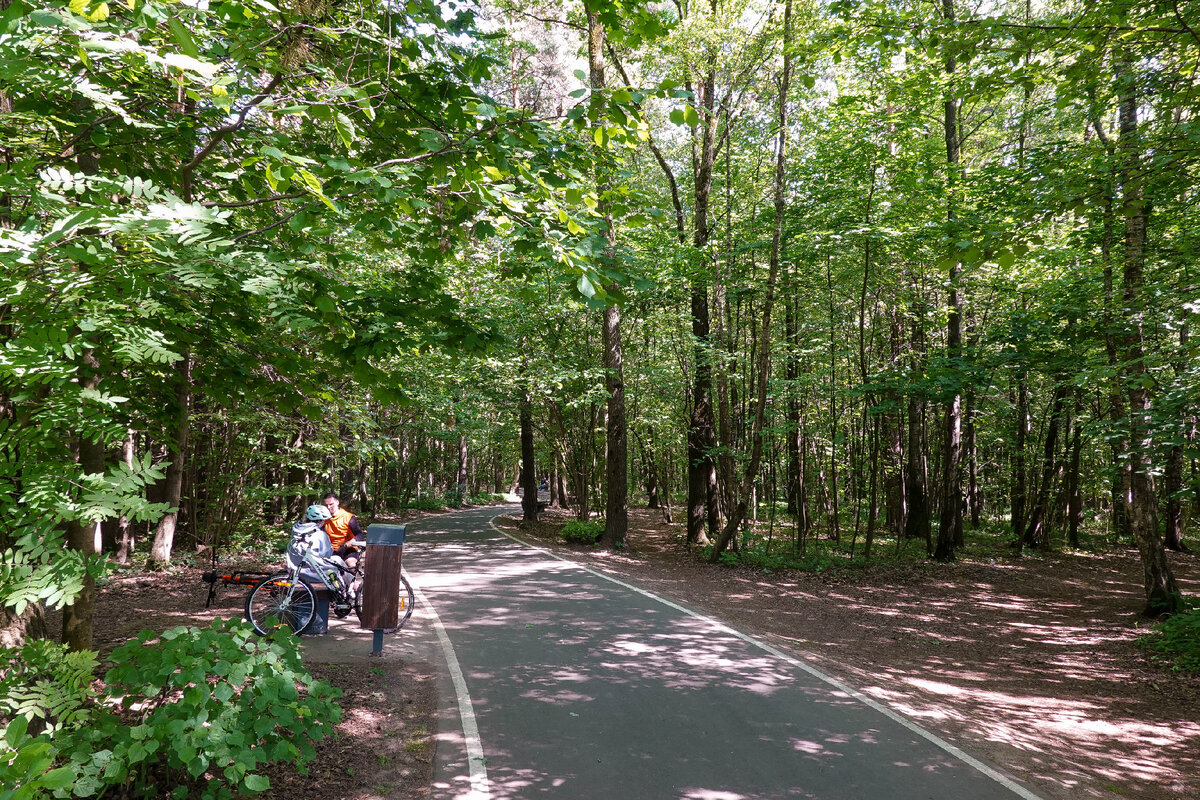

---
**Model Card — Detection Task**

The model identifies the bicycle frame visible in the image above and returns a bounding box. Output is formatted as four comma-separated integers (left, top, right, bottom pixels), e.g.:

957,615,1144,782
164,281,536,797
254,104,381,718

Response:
294,544,359,605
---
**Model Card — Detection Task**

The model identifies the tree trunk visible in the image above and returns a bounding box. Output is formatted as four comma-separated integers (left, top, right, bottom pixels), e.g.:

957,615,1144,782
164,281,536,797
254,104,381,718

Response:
965,390,980,529
63,348,104,651
685,30,722,547
1115,51,1181,615
786,293,802,517
150,352,191,566
710,0,792,559
456,433,469,505
586,5,627,548
115,429,136,564
1164,322,1191,552
934,0,963,563
1012,371,1029,540
1067,392,1084,549
520,378,539,524
1,605,46,649
1022,384,1068,550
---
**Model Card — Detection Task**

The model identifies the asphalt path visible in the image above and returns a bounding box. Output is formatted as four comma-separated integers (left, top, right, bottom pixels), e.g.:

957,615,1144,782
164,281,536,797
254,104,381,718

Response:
401,505,1042,800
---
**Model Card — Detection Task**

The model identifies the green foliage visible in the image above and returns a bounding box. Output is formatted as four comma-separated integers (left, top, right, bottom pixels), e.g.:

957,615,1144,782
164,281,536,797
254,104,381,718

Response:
703,536,866,574
0,642,99,735
1139,605,1200,674
560,519,604,545
467,493,508,505
405,496,446,512
0,618,341,800
0,717,78,800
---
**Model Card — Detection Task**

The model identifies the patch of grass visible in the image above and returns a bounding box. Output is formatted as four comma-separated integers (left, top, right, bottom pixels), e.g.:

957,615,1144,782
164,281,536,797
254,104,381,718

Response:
1139,601,1200,674
404,725,430,757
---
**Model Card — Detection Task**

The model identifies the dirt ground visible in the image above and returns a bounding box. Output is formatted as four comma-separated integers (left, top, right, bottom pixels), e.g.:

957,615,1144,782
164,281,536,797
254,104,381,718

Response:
79,505,1199,800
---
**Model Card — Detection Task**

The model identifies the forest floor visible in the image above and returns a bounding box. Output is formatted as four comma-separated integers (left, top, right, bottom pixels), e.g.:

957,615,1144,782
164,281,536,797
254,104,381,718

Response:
80,505,1198,800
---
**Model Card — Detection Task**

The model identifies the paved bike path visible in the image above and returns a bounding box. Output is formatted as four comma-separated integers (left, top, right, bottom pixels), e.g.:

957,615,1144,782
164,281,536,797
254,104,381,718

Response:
402,506,1041,800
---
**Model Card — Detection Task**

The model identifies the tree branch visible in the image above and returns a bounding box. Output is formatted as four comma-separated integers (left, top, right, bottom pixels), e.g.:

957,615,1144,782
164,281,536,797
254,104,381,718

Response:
180,72,284,202
204,192,307,208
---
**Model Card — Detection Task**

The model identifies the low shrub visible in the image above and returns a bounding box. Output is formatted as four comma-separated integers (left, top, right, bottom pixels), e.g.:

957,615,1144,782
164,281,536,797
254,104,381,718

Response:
405,496,444,512
560,519,604,545
1139,603,1200,674
1,618,342,800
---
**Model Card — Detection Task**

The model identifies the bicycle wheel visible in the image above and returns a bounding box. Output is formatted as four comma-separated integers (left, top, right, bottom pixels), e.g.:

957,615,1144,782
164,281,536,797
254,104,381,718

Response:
395,573,415,631
245,573,316,635
351,572,364,625
351,567,414,632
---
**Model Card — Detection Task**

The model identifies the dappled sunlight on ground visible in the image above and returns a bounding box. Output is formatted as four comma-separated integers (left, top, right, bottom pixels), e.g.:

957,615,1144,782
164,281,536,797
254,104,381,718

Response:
500,510,1200,800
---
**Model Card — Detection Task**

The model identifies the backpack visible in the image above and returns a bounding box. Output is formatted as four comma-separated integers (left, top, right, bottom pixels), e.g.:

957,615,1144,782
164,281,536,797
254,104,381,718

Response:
287,521,348,587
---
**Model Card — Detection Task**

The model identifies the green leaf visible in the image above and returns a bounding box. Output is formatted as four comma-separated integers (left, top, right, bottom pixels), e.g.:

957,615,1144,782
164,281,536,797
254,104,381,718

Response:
334,112,357,148
0,0,31,33
168,15,200,58
243,774,270,792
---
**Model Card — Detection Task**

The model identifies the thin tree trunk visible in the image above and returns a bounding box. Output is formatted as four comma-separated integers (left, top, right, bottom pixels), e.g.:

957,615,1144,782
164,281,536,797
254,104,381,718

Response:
587,4,627,548
905,313,930,548
965,390,980,529
149,351,191,566
1022,383,1068,550
1013,370,1030,540
115,429,136,564
710,0,792,559
786,293,802,517
1116,51,1181,614
1067,392,1084,548
1164,322,1191,552
520,376,539,524
456,433,469,505
63,348,104,650
935,0,963,562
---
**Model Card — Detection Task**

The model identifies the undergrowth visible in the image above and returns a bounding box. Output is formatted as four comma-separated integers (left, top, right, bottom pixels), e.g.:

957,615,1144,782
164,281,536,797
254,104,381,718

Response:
1,618,341,799
1139,601,1200,674
560,519,605,545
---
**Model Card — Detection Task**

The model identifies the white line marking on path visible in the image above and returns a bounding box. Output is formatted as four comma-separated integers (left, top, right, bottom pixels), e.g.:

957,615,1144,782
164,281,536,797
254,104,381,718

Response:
489,517,1044,800
412,574,491,800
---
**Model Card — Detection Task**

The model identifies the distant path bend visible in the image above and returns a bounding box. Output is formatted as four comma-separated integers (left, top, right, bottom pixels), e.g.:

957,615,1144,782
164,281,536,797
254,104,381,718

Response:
403,505,1043,800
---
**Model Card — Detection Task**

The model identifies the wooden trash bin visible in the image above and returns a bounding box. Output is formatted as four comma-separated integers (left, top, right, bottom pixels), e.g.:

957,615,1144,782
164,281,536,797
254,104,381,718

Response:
361,524,406,652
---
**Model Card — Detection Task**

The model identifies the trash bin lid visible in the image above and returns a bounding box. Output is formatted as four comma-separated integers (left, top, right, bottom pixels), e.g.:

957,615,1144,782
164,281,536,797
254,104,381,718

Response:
366,524,407,546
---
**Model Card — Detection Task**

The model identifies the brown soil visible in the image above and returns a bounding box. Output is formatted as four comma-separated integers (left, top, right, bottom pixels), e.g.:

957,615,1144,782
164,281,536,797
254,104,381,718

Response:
77,505,1198,800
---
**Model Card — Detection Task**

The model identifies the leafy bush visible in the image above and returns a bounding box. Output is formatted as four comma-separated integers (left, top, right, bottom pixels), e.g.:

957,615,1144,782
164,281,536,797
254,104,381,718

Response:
1139,605,1200,674
405,496,444,512
0,717,78,800
560,519,604,545
1,618,342,800
0,640,98,735
703,540,847,573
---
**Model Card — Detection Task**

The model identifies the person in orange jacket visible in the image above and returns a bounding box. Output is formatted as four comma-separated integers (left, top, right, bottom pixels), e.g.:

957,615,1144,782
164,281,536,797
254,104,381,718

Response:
322,492,365,570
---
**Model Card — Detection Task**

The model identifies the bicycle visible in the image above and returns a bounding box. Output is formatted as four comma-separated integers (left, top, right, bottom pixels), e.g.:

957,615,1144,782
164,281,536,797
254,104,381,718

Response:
243,540,415,635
